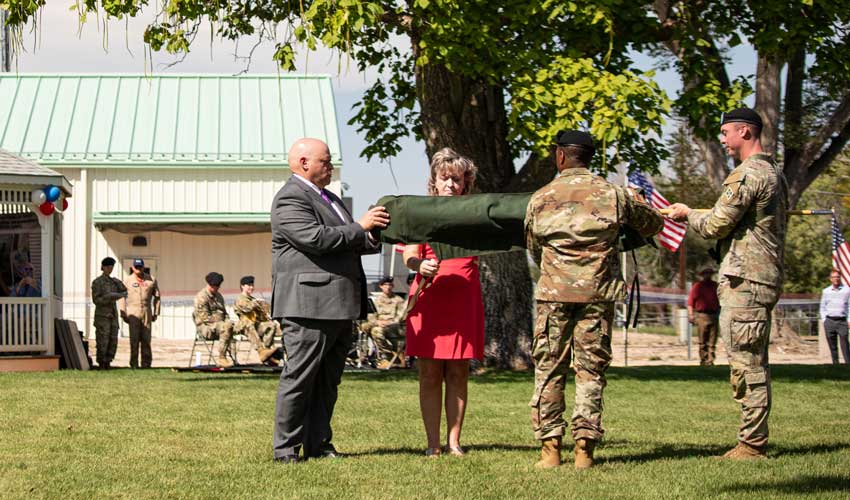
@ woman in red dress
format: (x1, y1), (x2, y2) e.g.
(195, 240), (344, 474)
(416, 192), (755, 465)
(403, 148), (484, 457)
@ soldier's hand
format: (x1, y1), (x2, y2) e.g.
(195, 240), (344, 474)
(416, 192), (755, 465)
(666, 203), (691, 222)
(419, 258), (440, 277)
(358, 206), (390, 232)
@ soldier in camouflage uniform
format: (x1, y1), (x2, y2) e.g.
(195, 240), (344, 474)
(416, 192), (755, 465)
(234, 275), (280, 364)
(193, 272), (235, 368)
(525, 130), (664, 469)
(359, 276), (406, 369)
(668, 108), (787, 460)
(90, 257), (127, 370)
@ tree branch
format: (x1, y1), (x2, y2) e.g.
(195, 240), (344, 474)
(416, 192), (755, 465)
(798, 93), (850, 170)
(502, 153), (556, 193)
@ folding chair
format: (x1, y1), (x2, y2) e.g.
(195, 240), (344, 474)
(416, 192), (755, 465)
(189, 329), (216, 366)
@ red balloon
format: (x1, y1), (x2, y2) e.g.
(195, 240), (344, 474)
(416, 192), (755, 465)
(62, 199), (69, 211)
(39, 201), (55, 216)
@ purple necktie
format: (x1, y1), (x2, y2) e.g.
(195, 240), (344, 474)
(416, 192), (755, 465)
(321, 189), (345, 222)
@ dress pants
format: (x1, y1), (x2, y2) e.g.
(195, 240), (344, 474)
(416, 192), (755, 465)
(824, 317), (850, 365)
(127, 316), (152, 368)
(273, 317), (351, 459)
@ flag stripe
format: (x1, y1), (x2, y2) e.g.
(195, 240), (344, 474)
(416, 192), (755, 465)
(628, 171), (684, 252)
(832, 216), (850, 286)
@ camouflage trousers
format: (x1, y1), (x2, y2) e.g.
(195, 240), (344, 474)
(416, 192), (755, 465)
(360, 321), (404, 361)
(198, 320), (234, 358)
(718, 276), (779, 449)
(93, 314), (120, 365)
(240, 320), (280, 350)
(530, 301), (614, 442)
(694, 312), (719, 365)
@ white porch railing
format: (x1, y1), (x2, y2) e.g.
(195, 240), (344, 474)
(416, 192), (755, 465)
(0, 297), (49, 353)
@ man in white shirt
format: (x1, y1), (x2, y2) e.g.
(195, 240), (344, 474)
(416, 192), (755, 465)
(819, 269), (850, 365)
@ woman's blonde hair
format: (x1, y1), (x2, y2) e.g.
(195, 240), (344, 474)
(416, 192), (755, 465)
(426, 148), (478, 196)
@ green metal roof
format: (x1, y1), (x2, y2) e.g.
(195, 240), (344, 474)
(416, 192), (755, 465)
(0, 74), (341, 167)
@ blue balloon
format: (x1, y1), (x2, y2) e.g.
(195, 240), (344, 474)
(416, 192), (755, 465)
(44, 185), (61, 202)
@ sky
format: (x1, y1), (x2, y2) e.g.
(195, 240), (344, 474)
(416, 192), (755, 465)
(9, 3), (756, 276)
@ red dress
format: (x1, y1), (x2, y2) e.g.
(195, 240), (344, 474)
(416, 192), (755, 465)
(405, 244), (484, 360)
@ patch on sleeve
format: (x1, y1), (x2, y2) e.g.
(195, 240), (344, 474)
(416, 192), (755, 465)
(625, 186), (647, 203)
(722, 168), (746, 200)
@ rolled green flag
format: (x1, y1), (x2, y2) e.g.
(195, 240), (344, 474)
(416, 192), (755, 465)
(373, 192), (655, 260)
(373, 193), (532, 260)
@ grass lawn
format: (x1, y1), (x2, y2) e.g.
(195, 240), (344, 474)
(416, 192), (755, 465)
(1, 365), (849, 499)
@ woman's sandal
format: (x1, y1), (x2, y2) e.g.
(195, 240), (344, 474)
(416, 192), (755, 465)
(425, 447), (442, 458)
(444, 445), (465, 457)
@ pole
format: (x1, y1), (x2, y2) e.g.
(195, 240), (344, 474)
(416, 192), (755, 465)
(622, 170), (629, 367)
(0, 9), (10, 72)
(389, 243), (397, 280)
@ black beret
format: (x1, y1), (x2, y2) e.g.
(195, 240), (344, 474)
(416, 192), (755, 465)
(554, 130), (595, 151)
(205, 272), (224, 286)
(240, 275), (255, 286)
(378, 276), (394, 285)
(721, 108), (763, 128)
(101, 257), (116, 267)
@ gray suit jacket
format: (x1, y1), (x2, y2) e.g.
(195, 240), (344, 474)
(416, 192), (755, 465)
(270, 176), (376, 320)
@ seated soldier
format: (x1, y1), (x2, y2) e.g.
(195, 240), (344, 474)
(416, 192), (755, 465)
(359, 276), (406, 369)
(234, 275), (281, 365)
(193, 272), (236, 368)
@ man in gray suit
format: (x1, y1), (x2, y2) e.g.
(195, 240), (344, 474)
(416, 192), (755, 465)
(271, 137), (389, 463)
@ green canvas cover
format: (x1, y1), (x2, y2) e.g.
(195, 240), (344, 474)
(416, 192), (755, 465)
(373, 193), (654, 260)
(374, 194), (532, 260)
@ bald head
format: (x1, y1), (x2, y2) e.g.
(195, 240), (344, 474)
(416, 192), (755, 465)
(288, 138), (333, 188)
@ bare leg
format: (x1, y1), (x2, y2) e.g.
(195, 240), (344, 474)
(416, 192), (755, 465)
(444, 359), (470, 449)
(418, 358), (445, 450)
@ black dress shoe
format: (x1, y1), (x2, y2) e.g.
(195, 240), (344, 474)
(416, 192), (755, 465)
(273, 455), (302, 464)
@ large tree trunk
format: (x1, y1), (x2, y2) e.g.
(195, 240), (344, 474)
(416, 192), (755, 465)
(414, 59), (534, 368)
(754, 54), (782, 155)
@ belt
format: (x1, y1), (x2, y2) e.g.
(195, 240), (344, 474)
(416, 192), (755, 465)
(826, 316), (847, 321)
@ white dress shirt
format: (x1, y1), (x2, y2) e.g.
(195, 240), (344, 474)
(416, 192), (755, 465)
(820, 284), (850, 320)
(292, 174), (347, 223)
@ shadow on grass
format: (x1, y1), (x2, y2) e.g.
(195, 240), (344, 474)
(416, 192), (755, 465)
(599, 443), (728, 464)
(606, 364), (850, 383)
(345, 442), (538, 458)
(600, 441), (850, 464)
(720, 475), (850, 494)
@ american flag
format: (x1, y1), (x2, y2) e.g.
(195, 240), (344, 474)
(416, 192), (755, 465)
(832, 215), (850, 285)
(627, 171), (686, 252)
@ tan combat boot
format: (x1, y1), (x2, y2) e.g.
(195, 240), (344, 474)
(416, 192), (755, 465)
(217, 357), (234, 368)
(534, 437), (561, 469)
(719, 442), (766, 460)
(574, 438), (596, 470)
(258, 348), (276, 363)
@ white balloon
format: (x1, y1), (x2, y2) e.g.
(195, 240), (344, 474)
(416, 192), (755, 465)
(53, 200), (63, 212)
(31, 189), (46, 205)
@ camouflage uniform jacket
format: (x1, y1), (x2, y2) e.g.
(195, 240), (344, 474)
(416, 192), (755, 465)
(91, 274), (127, 318)
(687, 153), (788, 288)
(525, 168), (664, 303)
(234, 292), (271, 325)
(372, 293), (405, 323)
(194, 288), (229, 326)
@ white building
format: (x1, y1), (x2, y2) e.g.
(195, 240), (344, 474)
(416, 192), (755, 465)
(0, 74), (343, 340)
